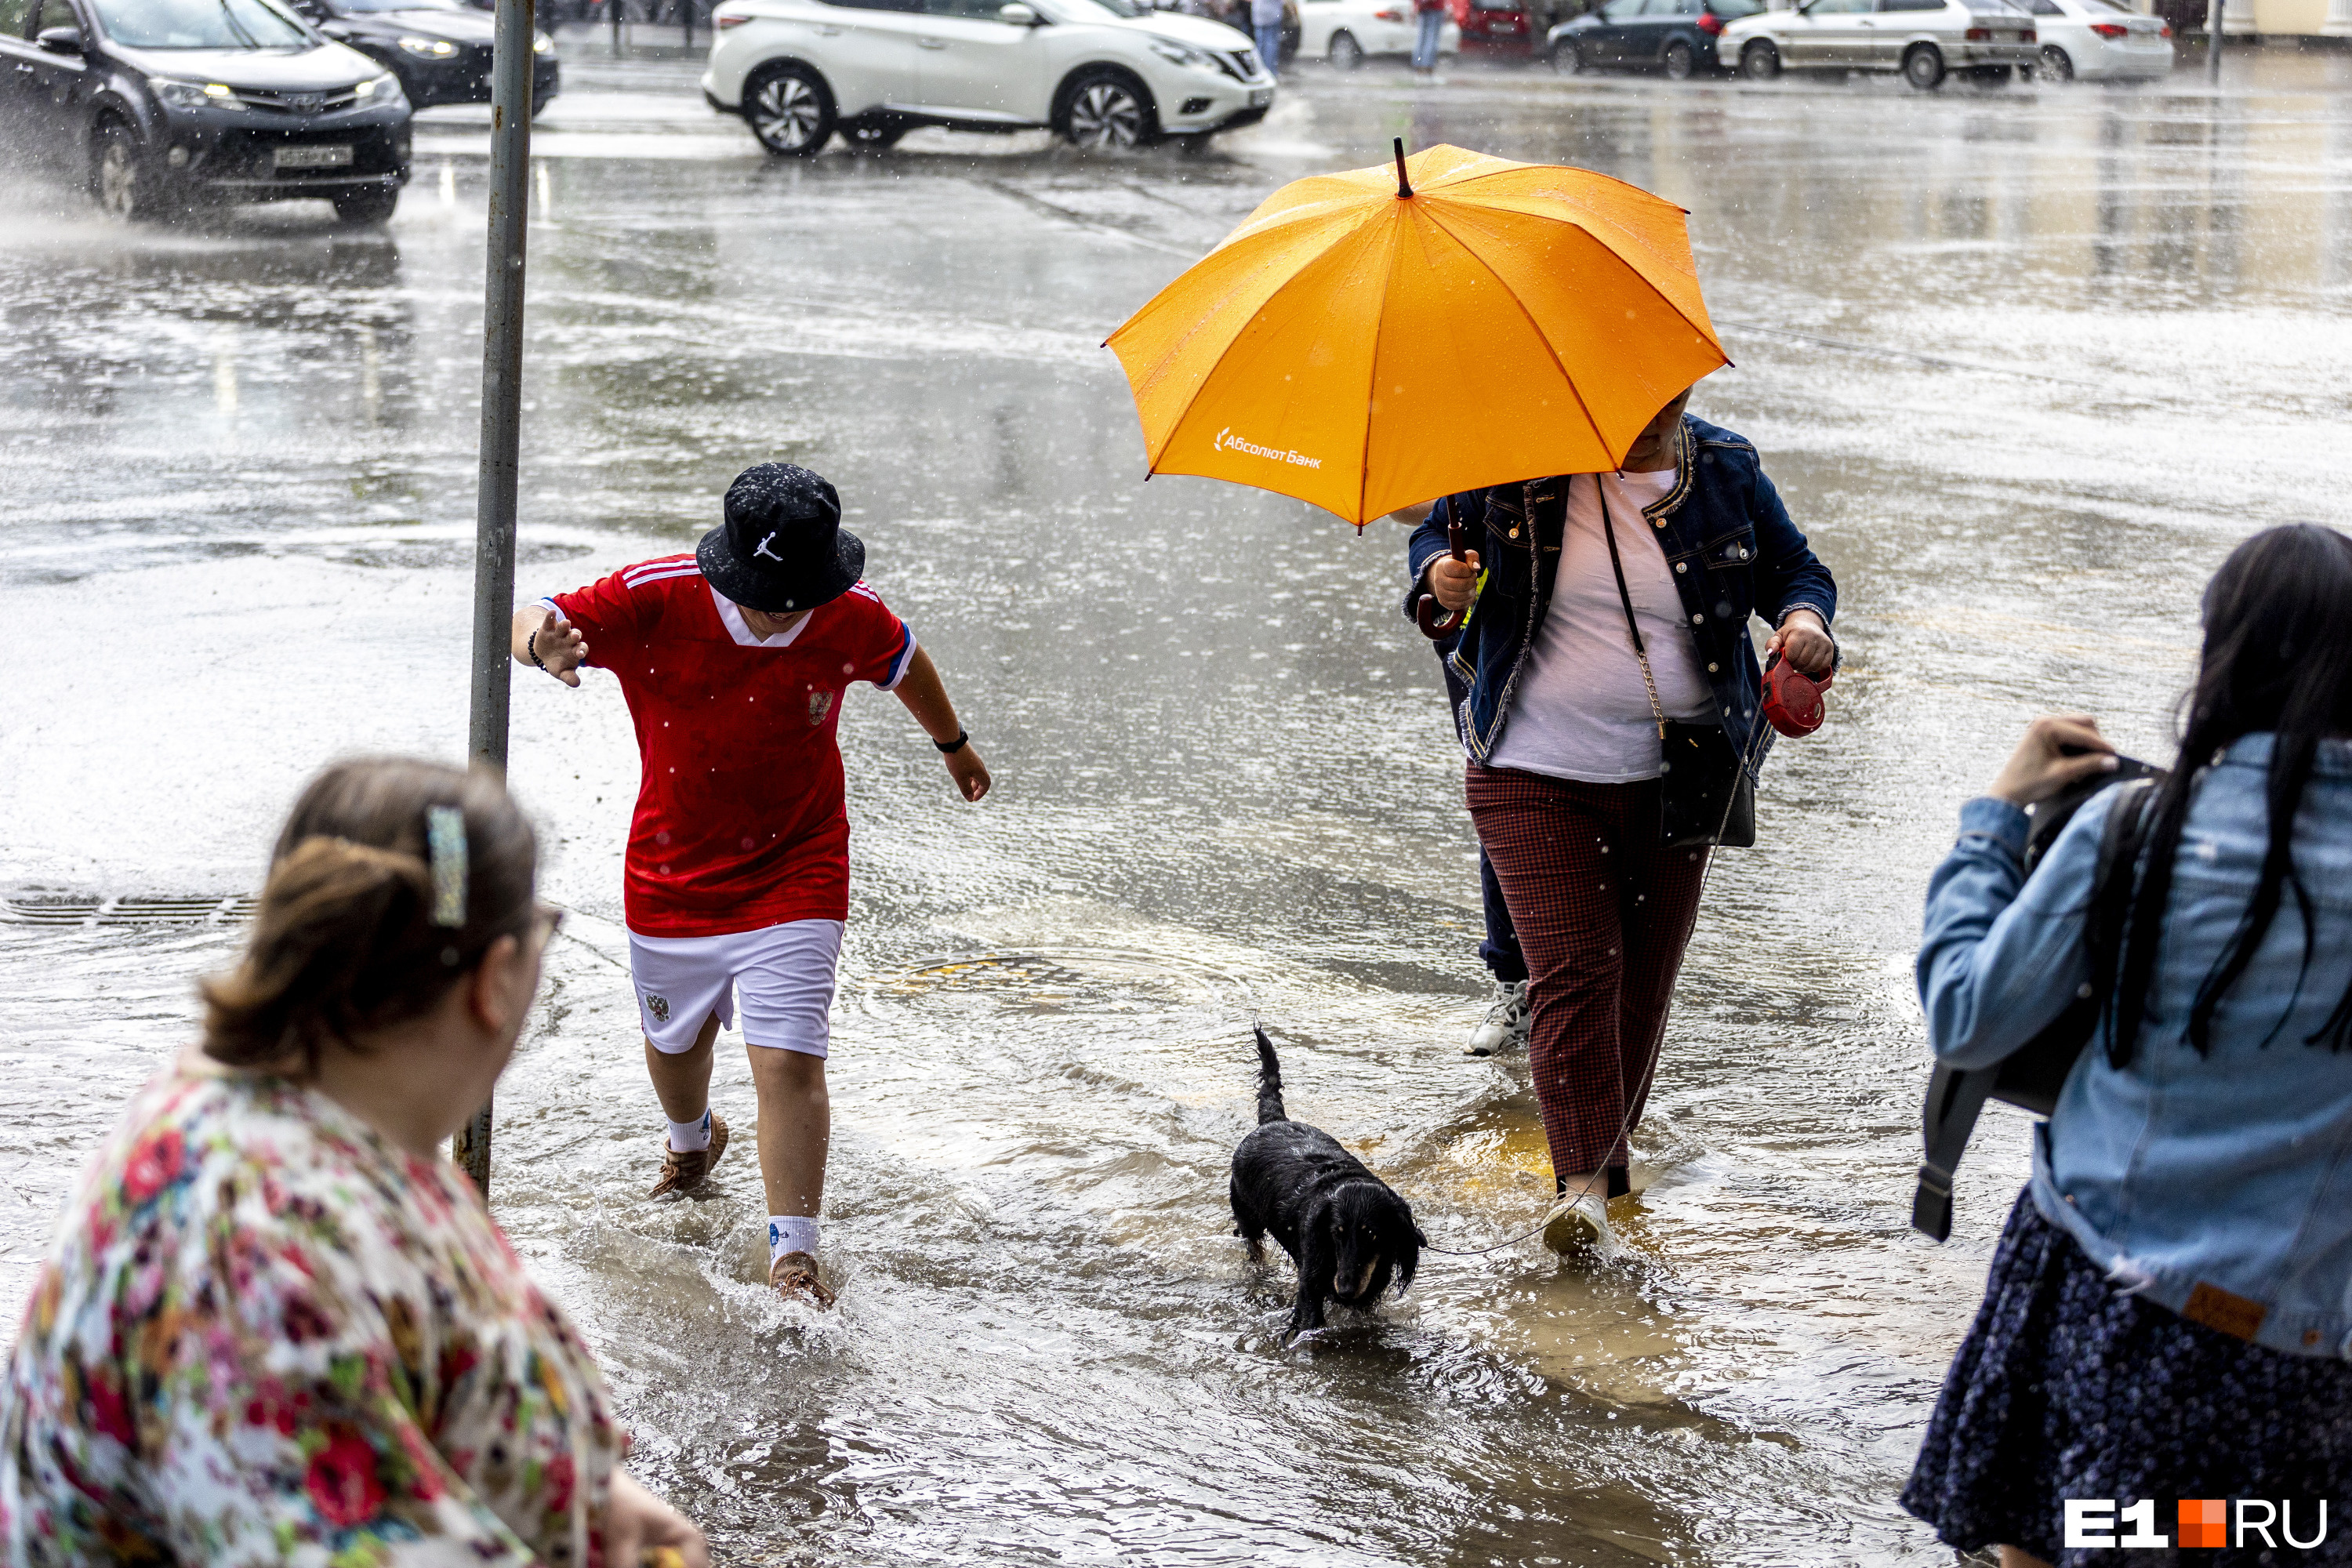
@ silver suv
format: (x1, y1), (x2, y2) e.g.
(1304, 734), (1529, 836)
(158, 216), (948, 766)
(1719, 0), (2037, 88)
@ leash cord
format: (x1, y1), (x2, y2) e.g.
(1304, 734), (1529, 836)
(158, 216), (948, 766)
(1418, 669), (1781, 1260)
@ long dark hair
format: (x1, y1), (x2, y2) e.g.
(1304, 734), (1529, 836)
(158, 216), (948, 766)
(2109, 524), (2352, 1066)
(201, 758), (537, 1075)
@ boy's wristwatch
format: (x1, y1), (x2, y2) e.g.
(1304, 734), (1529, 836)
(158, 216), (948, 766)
(935, 730), (970, 754)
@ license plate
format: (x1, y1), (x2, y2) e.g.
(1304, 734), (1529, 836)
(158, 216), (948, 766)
(274, 144), (353, 170)
(1249, 87), (1272, 107)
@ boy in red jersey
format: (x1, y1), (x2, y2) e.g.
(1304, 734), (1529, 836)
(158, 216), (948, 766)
(510, 463), (989, 1308)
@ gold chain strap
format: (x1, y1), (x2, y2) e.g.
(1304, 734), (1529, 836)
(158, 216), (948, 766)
(1590, 476), (1669, 742)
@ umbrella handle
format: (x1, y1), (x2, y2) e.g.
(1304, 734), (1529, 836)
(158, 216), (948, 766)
(1415, 521), (1469, 640)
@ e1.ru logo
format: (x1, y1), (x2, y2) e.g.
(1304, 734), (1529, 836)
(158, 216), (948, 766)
(2065, 1498), (2329, 1550)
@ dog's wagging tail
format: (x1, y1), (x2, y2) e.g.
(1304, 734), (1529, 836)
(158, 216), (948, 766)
(1229, 1029), (1426, 1336)
(1254, 1026), (1286, 1125)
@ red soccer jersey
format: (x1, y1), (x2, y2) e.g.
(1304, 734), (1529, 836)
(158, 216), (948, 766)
(547, 555), (917, 937)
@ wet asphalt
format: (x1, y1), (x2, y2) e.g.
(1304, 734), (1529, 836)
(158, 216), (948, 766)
(3, 34), (2351, 1566)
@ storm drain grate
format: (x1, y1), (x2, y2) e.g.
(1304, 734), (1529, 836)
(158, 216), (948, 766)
(0, 895), (259, 928)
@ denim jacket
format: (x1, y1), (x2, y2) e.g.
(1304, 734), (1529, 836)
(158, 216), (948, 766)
(1401, 416), (1837, 777)
(1918, 735), (2352, 1362)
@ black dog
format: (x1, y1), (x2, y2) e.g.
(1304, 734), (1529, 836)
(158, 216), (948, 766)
(1229, 1028), (1425, 1336)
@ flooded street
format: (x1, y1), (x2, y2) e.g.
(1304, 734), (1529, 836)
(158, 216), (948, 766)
(5, 39), (2352, 1563)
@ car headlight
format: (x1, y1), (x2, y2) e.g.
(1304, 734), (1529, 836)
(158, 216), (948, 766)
(354, 71), (405, 102)
(532, 29), (552, 51)
(1149, 38), (1214, 69)
(155, 78), (245, 109)
(397, 34), (458, 56)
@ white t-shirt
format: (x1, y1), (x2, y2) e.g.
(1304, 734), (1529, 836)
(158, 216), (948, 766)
(1486, 470), (1716, 785)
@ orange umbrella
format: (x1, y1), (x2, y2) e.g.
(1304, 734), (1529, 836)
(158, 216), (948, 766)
(1105, 142), (1729, 529)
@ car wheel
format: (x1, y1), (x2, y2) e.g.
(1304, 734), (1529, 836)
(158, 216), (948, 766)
(332, 186), (401, 224)
(1057, 67), (1155, 151)
(93, 122), (156, 222)
(1661, 38), (1695, 78)
(1549, 37), (1583, 72)
(1902, 42), (1945, 88)
(1740, 38), (1778, 79)
(2037, 43), (2073, 79)
(744, 62), (835, 156)
(839, 118), (907, 150)
(1328, 28), (1364, 68)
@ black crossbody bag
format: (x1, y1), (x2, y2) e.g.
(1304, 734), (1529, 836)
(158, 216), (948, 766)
(1910, 763), (2164, 1242)
(1595, 486), (1756, 850)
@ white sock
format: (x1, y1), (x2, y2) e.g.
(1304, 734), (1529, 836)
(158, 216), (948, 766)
(666, 1110), (712, 1153)
(768, 1215), (819, 1263)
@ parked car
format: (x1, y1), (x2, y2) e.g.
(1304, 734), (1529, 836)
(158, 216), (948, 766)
(1547, 0), (1760, 77)
(1719, 0), (2036, 87)
(704, 0), (1273, 153)
(282, 0), (560, 112)
(2016, 0), (2169, 77)
(1296, 0), (1457, 65)
(0, 0), (411, 220)
(1447, 0), (1533, 53)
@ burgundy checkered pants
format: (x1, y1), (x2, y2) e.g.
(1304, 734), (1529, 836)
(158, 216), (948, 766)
(1466, 764), (1708, 1182)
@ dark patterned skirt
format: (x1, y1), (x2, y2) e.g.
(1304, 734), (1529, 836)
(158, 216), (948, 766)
(1902, 1189), (2352, 1566)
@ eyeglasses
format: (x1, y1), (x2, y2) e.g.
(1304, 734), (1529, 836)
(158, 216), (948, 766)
(532, 904), (566, 946)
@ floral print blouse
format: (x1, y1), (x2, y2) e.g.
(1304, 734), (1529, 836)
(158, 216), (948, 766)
(0, 1060), (624, 1566)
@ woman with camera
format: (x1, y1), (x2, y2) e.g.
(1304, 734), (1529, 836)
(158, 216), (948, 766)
(0, 759), (707, 1566)
(1904, 524), (2352, 1567)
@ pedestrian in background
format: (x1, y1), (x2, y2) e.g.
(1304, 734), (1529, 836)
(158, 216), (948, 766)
(1428, 654), (1532, 1058)
(1904, 525), (2352, 1568)
(1412, 0), (1447, 74)
(1252, 0), (1285, 73)
(1403, 387), (1836, 1256)
(0, 759), (707, 1565)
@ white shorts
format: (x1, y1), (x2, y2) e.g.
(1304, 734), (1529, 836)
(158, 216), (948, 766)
(626, 919), (844, 1058)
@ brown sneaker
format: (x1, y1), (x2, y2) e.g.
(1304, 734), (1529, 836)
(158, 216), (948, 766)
(647, 1112), (728, 1197)
(770, 1250), (836, 1309)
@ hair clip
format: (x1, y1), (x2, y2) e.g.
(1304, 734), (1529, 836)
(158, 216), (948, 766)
(426, 805), (468, 928)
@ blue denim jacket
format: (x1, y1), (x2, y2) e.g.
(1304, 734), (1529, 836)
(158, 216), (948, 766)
(1401, 416), (1837, 775)
(1918, 735), (2352, 1362)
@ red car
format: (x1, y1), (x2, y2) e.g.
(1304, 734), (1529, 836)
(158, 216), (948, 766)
(1448, 0), (1537, 53)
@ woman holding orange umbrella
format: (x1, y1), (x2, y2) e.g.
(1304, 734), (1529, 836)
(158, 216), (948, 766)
(1404, 385), (1836, 1255)
(1108, 143), (1841, 1256)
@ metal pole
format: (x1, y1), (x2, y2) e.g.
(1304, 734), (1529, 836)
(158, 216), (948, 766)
(457, 0), (536, 1200)
(609, 0), (620, 54)
(2204, 0), (2223, 79)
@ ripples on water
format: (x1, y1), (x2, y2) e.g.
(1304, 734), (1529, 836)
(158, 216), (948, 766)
(4, 45), (2351, 1564)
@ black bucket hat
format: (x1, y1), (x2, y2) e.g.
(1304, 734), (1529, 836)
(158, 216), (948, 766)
(697, 463), (865, 615)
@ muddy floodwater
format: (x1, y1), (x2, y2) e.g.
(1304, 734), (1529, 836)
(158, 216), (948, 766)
(5, 42), (2352, 1564)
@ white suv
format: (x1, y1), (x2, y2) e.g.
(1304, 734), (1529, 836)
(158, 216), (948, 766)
(703, 0), (1276, 154)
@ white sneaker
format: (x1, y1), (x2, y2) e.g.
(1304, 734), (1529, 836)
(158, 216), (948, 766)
(1465, 979), (1530, 1057)
(1541, 1191), (1611, 1256)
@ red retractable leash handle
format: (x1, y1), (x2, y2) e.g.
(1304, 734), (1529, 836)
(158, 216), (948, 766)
(1415, 521), (1470, 640)
(1760, 648), (1835, 738)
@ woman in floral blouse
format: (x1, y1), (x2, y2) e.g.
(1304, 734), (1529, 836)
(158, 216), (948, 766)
(0, 757), (707, 1566)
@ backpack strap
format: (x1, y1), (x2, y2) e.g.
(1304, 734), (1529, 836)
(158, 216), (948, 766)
(1910, 778), (2160, 1242)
